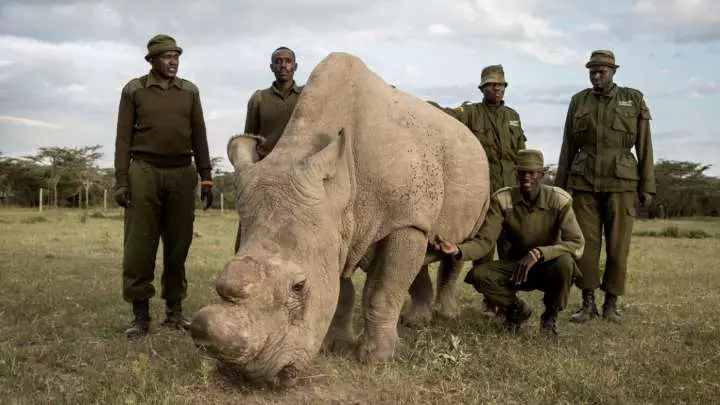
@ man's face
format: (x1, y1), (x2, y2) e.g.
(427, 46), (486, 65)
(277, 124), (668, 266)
(518, 170), (543, 195)
(151, 51), (180, 79)
(270, 49), (297, 83)
(588, 66), (614, 90)
(482, 82), (506, 104)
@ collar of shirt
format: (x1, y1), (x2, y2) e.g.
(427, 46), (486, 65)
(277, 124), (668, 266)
(145, 70), (182, 89)
(592, 82), (617, 98)
(271, 81), (302, 96)
(510, 186), (549, 210)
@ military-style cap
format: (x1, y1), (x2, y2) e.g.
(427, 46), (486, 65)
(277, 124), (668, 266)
(478, 64), (508, 89)
(516, 149), (545, 172)
(145, 34), (183, 61)
(585, 49), (618, 69)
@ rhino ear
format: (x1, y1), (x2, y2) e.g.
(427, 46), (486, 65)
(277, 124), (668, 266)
(305, 127), (346, 182)
(291, 128), (347, 199)
(227, 134), (264, 172)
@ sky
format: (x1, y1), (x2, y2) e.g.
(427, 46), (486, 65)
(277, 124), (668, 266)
(0, 0), (718, 175)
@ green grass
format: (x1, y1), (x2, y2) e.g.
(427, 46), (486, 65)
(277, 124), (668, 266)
(1, 208), (719, 404)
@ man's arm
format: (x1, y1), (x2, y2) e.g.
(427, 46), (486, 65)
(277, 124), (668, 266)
(244, 91), (261, 135)
(555, 97), (577, 190)
(455, 198), (504, 261)
(190, 87), (212, 181)
(114, 83), (135, 190)
(635, 95), (656, 195)
(535, 202), (585, 261)
(427, 101), (471, 127)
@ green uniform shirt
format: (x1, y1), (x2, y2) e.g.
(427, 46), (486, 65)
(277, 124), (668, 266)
(430, 100), (527, 192)
(244, 81), (303, 159)
(555, 84), (656, 194)
(114, 71), (212, 189)
(457, 185), (585, 262)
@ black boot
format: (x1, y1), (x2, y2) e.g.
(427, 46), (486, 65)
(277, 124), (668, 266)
(481, 297), (503, 317)
(125, 300), (150, 339)
(162, 300), (191, 330)
(540, 307), (559, 336)
(602, 294), (622, 323)
(503, 299), (532, 332)
(570, 289), (599, 323)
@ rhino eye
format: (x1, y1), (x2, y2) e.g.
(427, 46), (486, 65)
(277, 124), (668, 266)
(292, 280), (306, 293)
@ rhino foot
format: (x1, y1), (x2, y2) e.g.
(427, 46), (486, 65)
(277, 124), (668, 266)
(357, 332), (397, 363)
(434, 293), (461, 320)
(400, 305), (432, 328)
(321, 327), (358, 355)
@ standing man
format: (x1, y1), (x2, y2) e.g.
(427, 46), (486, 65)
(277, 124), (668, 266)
(114, 34), (214, 338)
(429, 64), (527, 315)
(556, 50), (655, 323)
(233, 46), (303, 253)
(433, 150), (584, 335)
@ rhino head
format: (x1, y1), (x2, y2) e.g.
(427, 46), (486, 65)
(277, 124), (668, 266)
(190, 129), (352, 387)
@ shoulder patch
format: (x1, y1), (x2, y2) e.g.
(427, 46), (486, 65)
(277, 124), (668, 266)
(549, 186), (572, 208)
(508, 120), (520, 127)
(492, 187), (514, 211)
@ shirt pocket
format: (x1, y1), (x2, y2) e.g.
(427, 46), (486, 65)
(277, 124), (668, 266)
(570, 151), (589, 175)
(614, 154), (639, 180)
(612, 106), (638, 147)
(572, 108), (591, 134)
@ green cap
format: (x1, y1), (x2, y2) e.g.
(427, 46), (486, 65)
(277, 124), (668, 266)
(585, 49), (618, 69)
(478, 64), (507, 89)
(516, 149), (545, 172)
(145, 34), (183, 61)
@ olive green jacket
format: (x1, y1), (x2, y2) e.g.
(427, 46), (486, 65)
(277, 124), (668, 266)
(457, 185), (585, 262)
(430, 100), (526, 192)
(555, 84), (656, 194)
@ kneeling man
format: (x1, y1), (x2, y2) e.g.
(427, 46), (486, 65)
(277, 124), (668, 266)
(433, 149), (585, 334)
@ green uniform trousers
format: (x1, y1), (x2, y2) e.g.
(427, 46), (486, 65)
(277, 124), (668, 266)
(122, 159), (197, 303)
(465, 254), (577, 311)
(571, 191), (636, 296)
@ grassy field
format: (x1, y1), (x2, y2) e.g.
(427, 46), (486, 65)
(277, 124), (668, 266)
(1, 207), (719, 405)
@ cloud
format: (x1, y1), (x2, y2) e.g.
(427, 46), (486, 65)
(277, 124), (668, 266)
(0, 116), (62, 129)
(629, 0), (720, 42)
(428, 24), (452, 36)
(517, 43), (581, 65)
(0, 0), (716, 175)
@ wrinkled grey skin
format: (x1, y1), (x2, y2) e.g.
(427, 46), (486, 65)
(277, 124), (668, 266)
(190, 52), (491, 387)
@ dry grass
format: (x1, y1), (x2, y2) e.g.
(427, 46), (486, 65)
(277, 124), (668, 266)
(1, 208), (718, 405)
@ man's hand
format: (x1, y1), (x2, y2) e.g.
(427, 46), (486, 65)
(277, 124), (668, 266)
(431, 235), (459, 256)
(512, 249), (542, 285)
(639, 192), (653, 208)
(114, 187), (130, 208)
(200, 181), (213, 210)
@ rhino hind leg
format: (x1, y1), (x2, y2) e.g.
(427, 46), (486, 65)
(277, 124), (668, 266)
(433, 258), (464, 320)
(322, 276), (358, 355)
(358, 227), (427, 363)
(400, 264), (434, 328)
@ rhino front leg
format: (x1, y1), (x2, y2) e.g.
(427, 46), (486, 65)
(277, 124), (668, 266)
(434, 258), (464, 319)
(400, 264), (434, 328)
(322, 276), (357, 354)
(358, 227), (426, 363)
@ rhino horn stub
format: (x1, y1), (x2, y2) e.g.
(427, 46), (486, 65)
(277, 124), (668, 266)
(227, 134), (263, 172)
(215, 256), (268, 302)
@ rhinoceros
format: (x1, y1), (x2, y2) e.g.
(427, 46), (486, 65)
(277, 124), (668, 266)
(190, 52), (491, 386)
